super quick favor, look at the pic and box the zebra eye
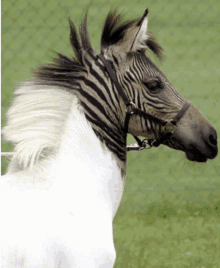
[143,80,162,92]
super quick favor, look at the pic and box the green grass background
[1,0,220,267]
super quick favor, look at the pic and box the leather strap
[97,54,130,106]
[172,101,191,125]
[97,53,191,150]
[97,54,168,126]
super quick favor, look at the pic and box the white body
[1,86,125,268]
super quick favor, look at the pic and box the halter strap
[97,54,130,106]
[97,54,168,126]
[97,53,191,151]
[172,101,191,125]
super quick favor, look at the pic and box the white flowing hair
[2,81,75,171]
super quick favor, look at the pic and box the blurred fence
[2,0,219,92]
[2,0,220,175]
[1,0,84,174]
[2,1,75,82]
[2,0,219,97]
[1,1,106,110]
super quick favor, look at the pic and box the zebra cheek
[127,115,145,136]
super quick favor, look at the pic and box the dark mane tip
[80,12,94,53]
[68,18,83,64]
[101,11,136,48]
[34,13,93,88]
[35,10,164,88]
[146,33,164,61]
[34,51,85,89]
[101,10,164,60]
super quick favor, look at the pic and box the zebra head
[100,9,218,162]
[36,9,217,163]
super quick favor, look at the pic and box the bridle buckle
[126,139,152,151]
[126,102,136,115]
[139,139,152,150]
[161,120,177,134]
[97,53,191,152]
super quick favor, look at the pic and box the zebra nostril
[208,128,217,147]
[209,134,217,146]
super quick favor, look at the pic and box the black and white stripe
[35,10,186,161]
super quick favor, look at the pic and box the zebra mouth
[164,136,208,163]
[185,150,208,163]
[184,142,218,163]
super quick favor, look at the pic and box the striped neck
[74,51,127,162]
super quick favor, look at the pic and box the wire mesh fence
[1,0,220,175]
[2,0,219,101]
[2,1,75,85]
[1,4,220,266]
[2,0,219,97]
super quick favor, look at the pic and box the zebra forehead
[129,53,167,80]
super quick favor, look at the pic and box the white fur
[1,83,125,267]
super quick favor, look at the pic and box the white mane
[1,80,125,268]
[2,81,75,172]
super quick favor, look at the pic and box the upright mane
[2,10,164,171]
[101,11,163,60]
[36,10,163,86]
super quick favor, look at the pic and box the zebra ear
[129,9,149,52]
